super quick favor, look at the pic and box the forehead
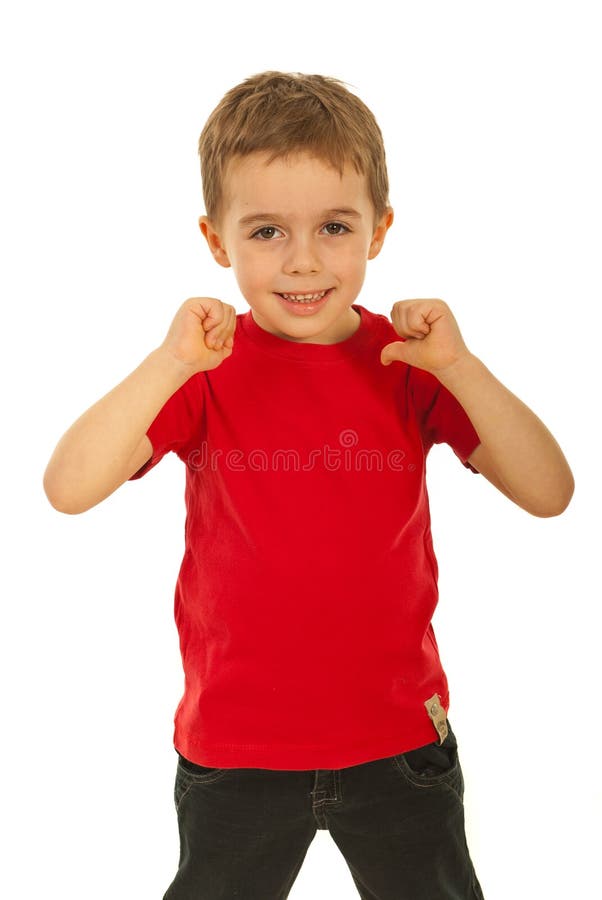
[221,151,372,219]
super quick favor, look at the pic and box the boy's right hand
[159,297,237,373]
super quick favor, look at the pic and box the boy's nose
[282,237,321,275]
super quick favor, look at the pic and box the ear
[367,207,394,260]
[198,216,231,268]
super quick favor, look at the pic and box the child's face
[199,151,393,344]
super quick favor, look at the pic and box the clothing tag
[424,693,449,744]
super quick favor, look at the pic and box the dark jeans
[163,720,485,899]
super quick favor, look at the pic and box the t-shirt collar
[239,304,373,362]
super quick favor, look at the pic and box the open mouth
[275,288,333,309]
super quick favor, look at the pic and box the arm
[43,297,237,515]
[438,353,574,517]
[43,348,196,515]
[381,298,575,518]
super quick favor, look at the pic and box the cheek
[234,247,274,289]
[330,244,367,277]
[327,233,368,260]
[250,250,272,272]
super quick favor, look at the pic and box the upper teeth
[281,291,327,302]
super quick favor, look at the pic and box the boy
[43,71,574,900]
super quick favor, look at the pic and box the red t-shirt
[129,304,481,770]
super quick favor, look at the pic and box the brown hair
[198,71,390,229]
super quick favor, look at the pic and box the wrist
[149,345,200,387]
[435,351,484,391]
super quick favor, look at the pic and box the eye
[251,225,284,240]
[322,221,350,236]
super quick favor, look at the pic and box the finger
[207,307,237,347]
[381,339,409,366]
[413,307,433,332]
[207,329,228,348]
[389,303,407,335]
[390,302,425,340]
[200,299,227,330]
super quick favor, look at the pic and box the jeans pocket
[393,721,464,799]
[176,752,225,778]
[174,753,228,810]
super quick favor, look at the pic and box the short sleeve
[128,372,204,480]
[409,366,481,473]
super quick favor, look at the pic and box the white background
[1,1,599,897]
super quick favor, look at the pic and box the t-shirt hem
[454,435,482,473]
[173,717,447,771]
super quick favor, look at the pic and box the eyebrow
[237,207,363,227]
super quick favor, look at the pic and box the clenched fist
[160,297,237,374]
[380,299,471,376]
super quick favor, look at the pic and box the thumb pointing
[381,340,408,366]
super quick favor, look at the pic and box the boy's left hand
[380,299,471,376]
